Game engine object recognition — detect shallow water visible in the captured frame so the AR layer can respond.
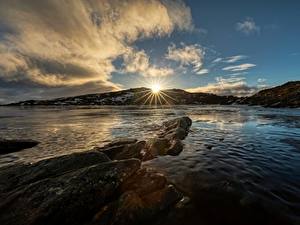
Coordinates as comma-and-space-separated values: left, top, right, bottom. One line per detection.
0, 105, 300, 224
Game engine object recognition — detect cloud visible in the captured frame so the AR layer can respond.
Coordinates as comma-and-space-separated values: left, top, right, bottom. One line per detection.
222, 63, 256, 72
122, 48, 173, 77
224, 55, 248, 63
212, 58, 223, 63
212, 55, 247, 64
257, 78, 266, 83
0, 0, 192, 102
166, 43, 207, 74
186, 76, 261, 96
236, 18, 260, 35
195, 68, 209, 75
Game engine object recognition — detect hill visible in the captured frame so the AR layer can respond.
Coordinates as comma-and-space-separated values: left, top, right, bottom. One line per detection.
7, 87, 238, 106
6, 81, 300, 108
239, 81, 300, 108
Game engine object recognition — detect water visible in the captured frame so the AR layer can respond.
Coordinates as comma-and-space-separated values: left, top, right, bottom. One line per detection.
0, 105, 300, 224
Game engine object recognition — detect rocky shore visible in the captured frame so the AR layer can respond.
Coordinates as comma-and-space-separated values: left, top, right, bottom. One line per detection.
0, 117, 192, 225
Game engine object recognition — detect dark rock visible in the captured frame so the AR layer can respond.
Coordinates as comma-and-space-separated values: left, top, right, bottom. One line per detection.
95, 141, 146, 160
0, 159, 141, 225
121, 168, 167, 195
111, 185, 181, 225
0, 139, 39, 154
0, 151, 110, 193
93, 117, 192, 161
0, 118, 192, 225
166, 139, 184, 156
143, 117, 192, 159
91, 168, 182, 225
104, 138, 138, 148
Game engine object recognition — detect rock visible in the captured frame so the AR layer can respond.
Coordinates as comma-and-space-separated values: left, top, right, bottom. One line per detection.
143, 117, 192, 159
93, 117, 192, 161
0, 139, 39, 155
104, 138, 138, 148
91, 168, 182, 225
0, 159, 141, 225
0, 118, 192, 225
0, 151, 110, 193
111, 185, 181, 225
95, 140, 146, 160
161, 116, 192, 135
166, 139, 184, 156
121, 168, 167, 195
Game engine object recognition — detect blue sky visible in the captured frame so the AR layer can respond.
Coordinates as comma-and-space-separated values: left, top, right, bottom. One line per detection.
112, 0, 300, 92
0, 0, 299, 103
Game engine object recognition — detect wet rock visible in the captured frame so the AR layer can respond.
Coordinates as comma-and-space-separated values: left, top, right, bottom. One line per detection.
0, 117, 192, 225
111, 185, 181, 225
0, 159, 141, 225
95, 140, 146, 160
160, 116, 192, 139
121, 168, 167, 195
0, 151, 110, 193
94, 117, 192, 161
104, 138, 138, 148
0, 139, 39, 155
143, 117, 192, 159
91, 168, 182, 225
166, 139, 184, 156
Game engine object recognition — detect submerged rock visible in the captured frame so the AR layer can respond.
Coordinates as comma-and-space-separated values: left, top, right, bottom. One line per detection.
0, 139, 39, 155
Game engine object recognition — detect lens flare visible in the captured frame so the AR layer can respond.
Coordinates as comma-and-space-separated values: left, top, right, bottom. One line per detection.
132, 77, 178, 106
151, 83, 161, 94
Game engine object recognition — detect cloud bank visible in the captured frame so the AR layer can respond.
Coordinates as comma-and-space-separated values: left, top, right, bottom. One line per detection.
0, 0, 192, 102
187, 76, 261, 96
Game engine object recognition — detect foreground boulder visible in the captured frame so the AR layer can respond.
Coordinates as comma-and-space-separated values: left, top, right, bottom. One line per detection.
0, 139, 39, 155
0, 117, 192, 225
0, 159, 140, 225
0, 151, 110, 193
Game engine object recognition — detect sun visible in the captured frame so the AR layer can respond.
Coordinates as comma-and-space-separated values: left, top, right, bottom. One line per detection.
151, 83, 161, 94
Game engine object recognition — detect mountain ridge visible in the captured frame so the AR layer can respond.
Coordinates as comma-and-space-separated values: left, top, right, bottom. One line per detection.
4, 81, 300, 108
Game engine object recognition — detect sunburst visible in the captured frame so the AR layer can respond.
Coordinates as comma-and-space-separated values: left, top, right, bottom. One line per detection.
134, 77, 177, 106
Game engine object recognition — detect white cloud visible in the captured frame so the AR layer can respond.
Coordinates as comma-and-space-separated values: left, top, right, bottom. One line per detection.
212, 58, 223, 63
0, 0, 192, 100
166, 43, 207, 74
122, 48, 173, 77
257, 78, 267, 83
222, 63, 256, 72
224, 55, 248, 63
195, 68, 209, 75
186, 76, 260, 96
236, 18, 260, 35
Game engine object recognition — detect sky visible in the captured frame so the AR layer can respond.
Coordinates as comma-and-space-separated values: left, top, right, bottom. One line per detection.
0, 0, 299, 103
